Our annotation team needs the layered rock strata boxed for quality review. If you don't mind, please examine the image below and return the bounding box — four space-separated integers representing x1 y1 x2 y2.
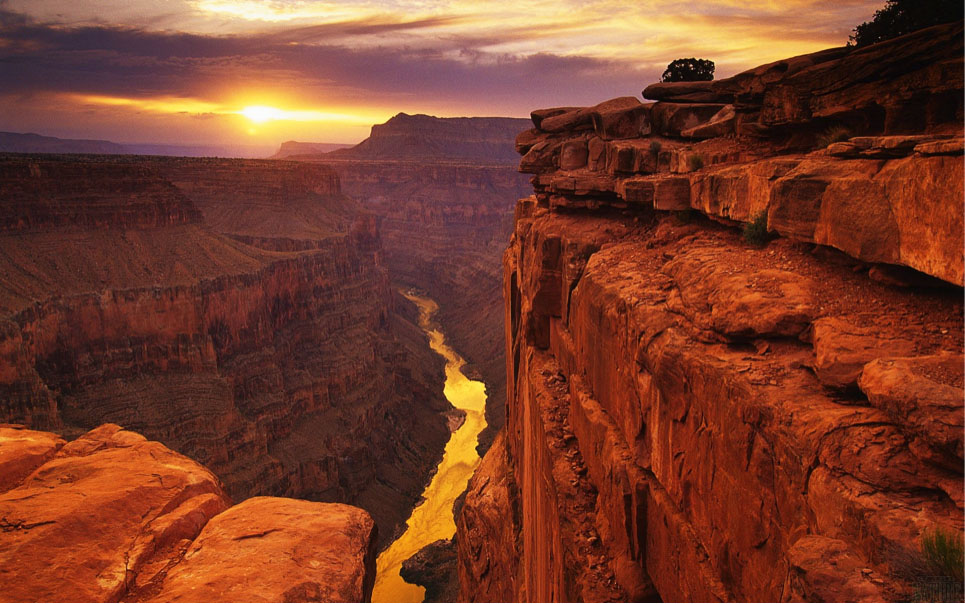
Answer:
331 160 530 453
459 23 964 603
279 115 532 454
0 424 376 602
0 154 450 549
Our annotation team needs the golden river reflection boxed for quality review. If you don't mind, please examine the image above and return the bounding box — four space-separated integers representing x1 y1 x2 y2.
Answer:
371 291 488 603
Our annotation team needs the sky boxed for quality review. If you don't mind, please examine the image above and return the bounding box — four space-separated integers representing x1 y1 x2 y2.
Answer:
0 0 885 147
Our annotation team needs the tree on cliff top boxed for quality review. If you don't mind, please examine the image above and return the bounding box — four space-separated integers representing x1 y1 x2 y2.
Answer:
661 58 715 82
850 0 963 47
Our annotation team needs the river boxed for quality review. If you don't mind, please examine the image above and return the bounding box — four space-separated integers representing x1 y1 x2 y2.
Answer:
371 291 488 603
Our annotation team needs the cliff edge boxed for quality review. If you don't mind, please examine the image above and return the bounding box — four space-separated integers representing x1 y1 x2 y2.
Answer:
458 21 964 603
0 424 376 602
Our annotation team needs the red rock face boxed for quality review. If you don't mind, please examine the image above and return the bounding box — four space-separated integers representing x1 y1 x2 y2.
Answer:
459 24 964 603
295 158 531 454
0 424 376 603
0 154 451 550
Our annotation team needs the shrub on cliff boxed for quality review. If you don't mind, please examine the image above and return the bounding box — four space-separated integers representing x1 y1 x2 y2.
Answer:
742 211 771 246
850 0 963 47
661 58 715 82
686 153 705 171
816 125 852 149
920 526 964 583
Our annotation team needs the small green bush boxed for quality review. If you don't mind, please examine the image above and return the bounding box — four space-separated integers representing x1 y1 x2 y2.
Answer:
674 208 694 223
687 153 704 171
742 211 770 246
921 526 965 583
817 125 851 149
649 140 662 154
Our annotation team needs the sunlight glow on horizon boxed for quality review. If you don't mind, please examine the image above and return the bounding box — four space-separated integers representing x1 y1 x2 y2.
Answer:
2 0 885 146
72 94 390 128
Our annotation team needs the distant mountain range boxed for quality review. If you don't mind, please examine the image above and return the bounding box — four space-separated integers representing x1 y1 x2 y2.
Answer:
0 131 284 158
272 113 531 164
3 111 531 162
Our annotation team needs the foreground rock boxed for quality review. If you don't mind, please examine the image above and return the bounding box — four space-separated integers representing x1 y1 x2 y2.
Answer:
459 23 964 603
0 424 377 602
148 498 376 603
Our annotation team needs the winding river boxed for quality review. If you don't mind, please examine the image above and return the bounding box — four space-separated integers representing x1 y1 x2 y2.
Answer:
371 291 488 603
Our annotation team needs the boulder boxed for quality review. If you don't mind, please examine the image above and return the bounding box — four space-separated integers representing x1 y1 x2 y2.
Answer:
588 97 651 140
665 254 817 339
859 355 964 462
827 135 956 159
560 139 589 170
150 497 377 603
680 105 736 139
520 139 562 173
587 137 607 171
515 128 545 154
642 81 733 104
810 318 917 389
540 108 593 133
0 424 230 602
651 103 727 137
531 107 580 130
0 425 64 493
915 137 964 156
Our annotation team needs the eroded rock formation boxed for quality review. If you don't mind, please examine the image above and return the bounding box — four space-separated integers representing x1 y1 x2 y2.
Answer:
0 154 450 549
459 22 964 602
0 424 376 602
278 115 532 454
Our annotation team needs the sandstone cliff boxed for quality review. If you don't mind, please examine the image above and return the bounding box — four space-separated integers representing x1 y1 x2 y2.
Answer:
322 113 531 164
0 424 376 602
0 154 451 549
459 22 964 602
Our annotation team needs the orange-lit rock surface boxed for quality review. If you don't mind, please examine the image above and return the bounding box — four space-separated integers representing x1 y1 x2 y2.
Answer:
146 497 376 603
0 154 450 548
0 425 376 603
459 23 964 603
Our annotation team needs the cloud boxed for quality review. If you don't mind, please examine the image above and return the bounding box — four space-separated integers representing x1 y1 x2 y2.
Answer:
0 0 883 144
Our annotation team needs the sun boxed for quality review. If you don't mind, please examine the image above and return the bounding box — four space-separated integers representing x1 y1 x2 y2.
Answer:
240 105 284 124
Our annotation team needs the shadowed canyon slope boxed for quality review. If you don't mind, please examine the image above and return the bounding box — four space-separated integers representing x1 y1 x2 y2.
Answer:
0 154 452 549
0 424 377 602
279 114 532 454
458 22 964 602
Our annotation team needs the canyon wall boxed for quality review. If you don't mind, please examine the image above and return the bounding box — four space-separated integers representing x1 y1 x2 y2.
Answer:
280 115 531 454
330 159 530 453
459 22 964 602
0 423 376 602
0 154 451 548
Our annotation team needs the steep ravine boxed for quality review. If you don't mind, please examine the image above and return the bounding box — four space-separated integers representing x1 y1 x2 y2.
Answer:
373 291 487 603
279 114 531 456
458 22 964 603
0 154 452 550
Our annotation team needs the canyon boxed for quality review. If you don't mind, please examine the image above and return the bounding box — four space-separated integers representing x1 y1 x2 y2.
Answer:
457 20 964 603
0 18 962 604
0 153 453 552
279 113 532 454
